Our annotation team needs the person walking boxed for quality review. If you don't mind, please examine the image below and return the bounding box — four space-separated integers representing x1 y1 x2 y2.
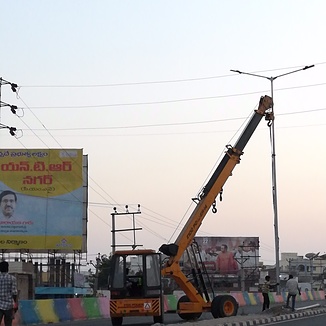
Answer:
0 261 18 326
286 274 301 312
261 275 278 311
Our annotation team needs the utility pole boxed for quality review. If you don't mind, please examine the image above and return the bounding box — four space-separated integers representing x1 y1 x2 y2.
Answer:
235 242 260 292
0 77 19 136
230 64 314 293
111 204 142 254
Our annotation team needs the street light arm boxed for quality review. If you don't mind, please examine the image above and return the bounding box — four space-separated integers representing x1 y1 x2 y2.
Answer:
231 64 314 81
273 64 315 80
230 69 271 81
230 69 242 74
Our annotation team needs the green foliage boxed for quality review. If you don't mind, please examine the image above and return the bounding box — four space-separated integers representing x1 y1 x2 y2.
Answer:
97 254 112 289
86 268 95 290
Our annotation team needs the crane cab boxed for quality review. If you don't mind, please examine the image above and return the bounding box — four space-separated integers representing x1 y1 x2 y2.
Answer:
109 249 164 326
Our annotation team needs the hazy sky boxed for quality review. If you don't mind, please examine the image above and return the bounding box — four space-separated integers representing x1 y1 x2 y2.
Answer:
1 1 326 265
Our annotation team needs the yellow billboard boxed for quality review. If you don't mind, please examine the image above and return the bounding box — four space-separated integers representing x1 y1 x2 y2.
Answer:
0 149 85 251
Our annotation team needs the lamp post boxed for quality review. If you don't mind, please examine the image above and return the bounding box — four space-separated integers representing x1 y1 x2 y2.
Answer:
230 65 315 291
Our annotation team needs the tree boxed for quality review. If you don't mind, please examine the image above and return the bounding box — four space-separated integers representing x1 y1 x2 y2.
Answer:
86 268 95 292
97 253 113 290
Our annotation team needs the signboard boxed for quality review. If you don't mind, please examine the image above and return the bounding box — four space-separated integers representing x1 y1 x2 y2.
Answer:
0 149 87 252
182 236 260 275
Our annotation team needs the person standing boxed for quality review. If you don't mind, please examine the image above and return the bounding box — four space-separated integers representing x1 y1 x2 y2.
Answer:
261 275 278 311
0 261 18 326
286 274 301 312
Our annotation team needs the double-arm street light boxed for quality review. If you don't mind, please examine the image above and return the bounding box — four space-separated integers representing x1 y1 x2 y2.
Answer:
230 65 315 289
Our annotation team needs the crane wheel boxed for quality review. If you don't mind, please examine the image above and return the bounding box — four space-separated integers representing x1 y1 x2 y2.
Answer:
111 317 123 326
211 295 238 318
153 315 164 324
177 295 202 321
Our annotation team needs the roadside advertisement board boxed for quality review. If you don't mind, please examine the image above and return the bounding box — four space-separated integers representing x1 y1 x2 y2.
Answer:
182 236 260 275
0 148 85 251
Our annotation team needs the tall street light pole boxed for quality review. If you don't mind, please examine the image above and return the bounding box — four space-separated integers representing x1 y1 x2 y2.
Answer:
230 65 314 289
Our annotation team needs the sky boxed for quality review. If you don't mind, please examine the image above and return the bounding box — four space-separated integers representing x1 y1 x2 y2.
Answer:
1 1 326 266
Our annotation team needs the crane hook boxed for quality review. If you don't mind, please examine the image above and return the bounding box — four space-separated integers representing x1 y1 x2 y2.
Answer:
212 201 217 214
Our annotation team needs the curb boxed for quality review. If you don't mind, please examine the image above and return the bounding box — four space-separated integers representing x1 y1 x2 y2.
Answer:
216 307 326 326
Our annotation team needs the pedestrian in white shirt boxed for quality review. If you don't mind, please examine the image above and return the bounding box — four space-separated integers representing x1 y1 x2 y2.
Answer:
285 274 301 312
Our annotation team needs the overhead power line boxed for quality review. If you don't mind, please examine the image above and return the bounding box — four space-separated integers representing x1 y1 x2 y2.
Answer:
19 61 326 88
24 82 326 110
17 107 326 133
16 93 178 243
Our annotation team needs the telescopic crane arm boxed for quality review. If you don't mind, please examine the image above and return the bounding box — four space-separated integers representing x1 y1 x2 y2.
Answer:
159 95 273 302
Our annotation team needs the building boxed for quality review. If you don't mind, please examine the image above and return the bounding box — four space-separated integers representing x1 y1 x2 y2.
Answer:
9 261 34 300
279 252 326 291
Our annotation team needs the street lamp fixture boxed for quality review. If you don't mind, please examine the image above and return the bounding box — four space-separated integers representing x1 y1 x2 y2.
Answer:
230 64 315 291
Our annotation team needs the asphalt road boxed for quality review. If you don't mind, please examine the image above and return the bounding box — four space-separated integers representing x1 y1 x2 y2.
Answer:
39 300 326 326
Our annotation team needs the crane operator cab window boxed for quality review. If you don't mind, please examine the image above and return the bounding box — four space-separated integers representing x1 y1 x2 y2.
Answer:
109 251 162 299
125 267 143 297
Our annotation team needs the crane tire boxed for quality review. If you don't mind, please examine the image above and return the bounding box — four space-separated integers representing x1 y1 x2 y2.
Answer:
111 317 123 326
177 295 202 321
213 294 238 318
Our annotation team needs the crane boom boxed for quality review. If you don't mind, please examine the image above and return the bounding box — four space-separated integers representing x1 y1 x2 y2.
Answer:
108 95 273 325
159 95 273 303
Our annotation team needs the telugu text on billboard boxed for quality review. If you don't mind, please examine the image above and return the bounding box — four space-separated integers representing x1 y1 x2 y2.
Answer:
0 149 84 251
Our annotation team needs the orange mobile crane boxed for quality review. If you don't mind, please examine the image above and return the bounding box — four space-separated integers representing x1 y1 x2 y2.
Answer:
108 95 273 326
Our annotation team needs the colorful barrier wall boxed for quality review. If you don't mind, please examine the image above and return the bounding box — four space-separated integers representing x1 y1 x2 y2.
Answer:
229 290 325 307
11 297 110 325
5 290 324 325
